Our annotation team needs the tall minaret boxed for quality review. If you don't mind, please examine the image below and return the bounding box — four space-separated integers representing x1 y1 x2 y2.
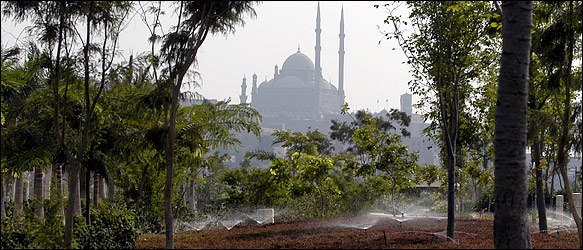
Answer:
338 5 345 103
251 73 258 103
314 2 322 86
240 76 247 104
274 64 279 78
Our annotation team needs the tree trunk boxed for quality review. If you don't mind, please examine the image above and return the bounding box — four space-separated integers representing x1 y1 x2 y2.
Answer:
52 164 64 216
187 180 196 211
533 138 547 232
432 1 457 240
550 163 556 202
165 80 180 249
108 178 115 202
98 176 105 200
85 168 91 224
65 160 80 248
44 165 52 200
23 173 30 202
66 3 97 246
75 175 81 215
80 168 86 200
7 176 14 203
494 2 533 248
1 176 6 220
34 165 45 218
137 164 149 210
14 175 23 219
93 172 99 208
555 2 582 247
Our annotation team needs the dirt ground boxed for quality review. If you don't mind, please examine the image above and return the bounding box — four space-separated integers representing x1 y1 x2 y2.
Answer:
135 215 579 249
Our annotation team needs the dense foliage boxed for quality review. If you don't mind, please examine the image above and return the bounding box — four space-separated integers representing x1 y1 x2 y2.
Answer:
1 1 581 249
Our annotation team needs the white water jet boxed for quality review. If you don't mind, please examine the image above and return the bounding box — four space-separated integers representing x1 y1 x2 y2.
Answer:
192 220 210 231
543 209 577 233
244 209 275 225
175 215 217 232
369 212 446 222
220 219 241 231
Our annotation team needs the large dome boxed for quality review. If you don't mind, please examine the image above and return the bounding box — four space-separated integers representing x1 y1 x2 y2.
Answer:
274 76 309 88
282 50 314 72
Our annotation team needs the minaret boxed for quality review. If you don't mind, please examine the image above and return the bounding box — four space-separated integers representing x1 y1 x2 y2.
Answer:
274 64 279 78
239 76 247 104
251 73 258 101
338 5 345 103
314 2 322 87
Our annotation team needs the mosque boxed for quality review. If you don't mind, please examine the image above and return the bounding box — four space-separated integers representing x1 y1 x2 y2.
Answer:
217 3 439 168
238 2 346 131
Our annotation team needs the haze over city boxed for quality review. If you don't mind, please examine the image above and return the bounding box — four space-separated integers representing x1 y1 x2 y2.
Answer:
1 1 416 113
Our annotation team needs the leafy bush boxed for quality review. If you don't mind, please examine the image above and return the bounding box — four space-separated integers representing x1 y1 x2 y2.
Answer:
76 202 140 249
1 199 64 249
1 217 33 249
135 209 164 234
1 198 141 249
473 188 495 213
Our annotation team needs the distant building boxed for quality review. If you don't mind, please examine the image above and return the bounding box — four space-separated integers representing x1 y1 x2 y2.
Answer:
239 2 346 133
180 98 218 107
217 3 438 168
396 93 439 167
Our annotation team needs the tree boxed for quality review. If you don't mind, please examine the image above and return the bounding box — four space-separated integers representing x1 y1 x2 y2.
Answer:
59 1 134 247
528 1 582 242
158 2 257 248
265 129 345 218
378 1 498 239
545 1 582 244
331 107 418 213
494 1 533 248
1 42 52 219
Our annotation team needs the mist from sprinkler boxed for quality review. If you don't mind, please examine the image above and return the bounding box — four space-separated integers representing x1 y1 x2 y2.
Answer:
220 219 241 231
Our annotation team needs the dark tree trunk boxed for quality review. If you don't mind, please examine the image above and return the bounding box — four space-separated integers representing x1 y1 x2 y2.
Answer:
98 175 105 200
533 139 548 232
80 168 86 199
34 165 44 218
93 172 99 208
137 164 149 210
108 179 115 202
494 1 533 248
555 2 582 246
85 168 90 224
75 175 81 215
14 175 23 219
65 3 94 247
1 176 5 220
52 164 64 216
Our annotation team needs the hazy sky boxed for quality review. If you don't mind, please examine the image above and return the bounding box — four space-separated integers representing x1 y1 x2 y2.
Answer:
1 1 416 112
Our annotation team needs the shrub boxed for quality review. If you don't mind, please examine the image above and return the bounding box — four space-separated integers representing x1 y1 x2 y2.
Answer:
1 199 64 249
473 188 495 213
1 217 33 249
76 202 140 249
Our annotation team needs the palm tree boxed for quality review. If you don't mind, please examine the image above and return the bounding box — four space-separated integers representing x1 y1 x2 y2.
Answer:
158 2 257 248
494 1 533 248
3 0 78 228
1 42 53 219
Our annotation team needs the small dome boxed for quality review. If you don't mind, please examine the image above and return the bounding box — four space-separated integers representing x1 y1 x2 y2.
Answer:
274 76 309 88
258 79 275 89
317 78 337 90
282 50 314 72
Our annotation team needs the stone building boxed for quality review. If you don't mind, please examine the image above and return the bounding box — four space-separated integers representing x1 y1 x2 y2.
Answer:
239 3 346 132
